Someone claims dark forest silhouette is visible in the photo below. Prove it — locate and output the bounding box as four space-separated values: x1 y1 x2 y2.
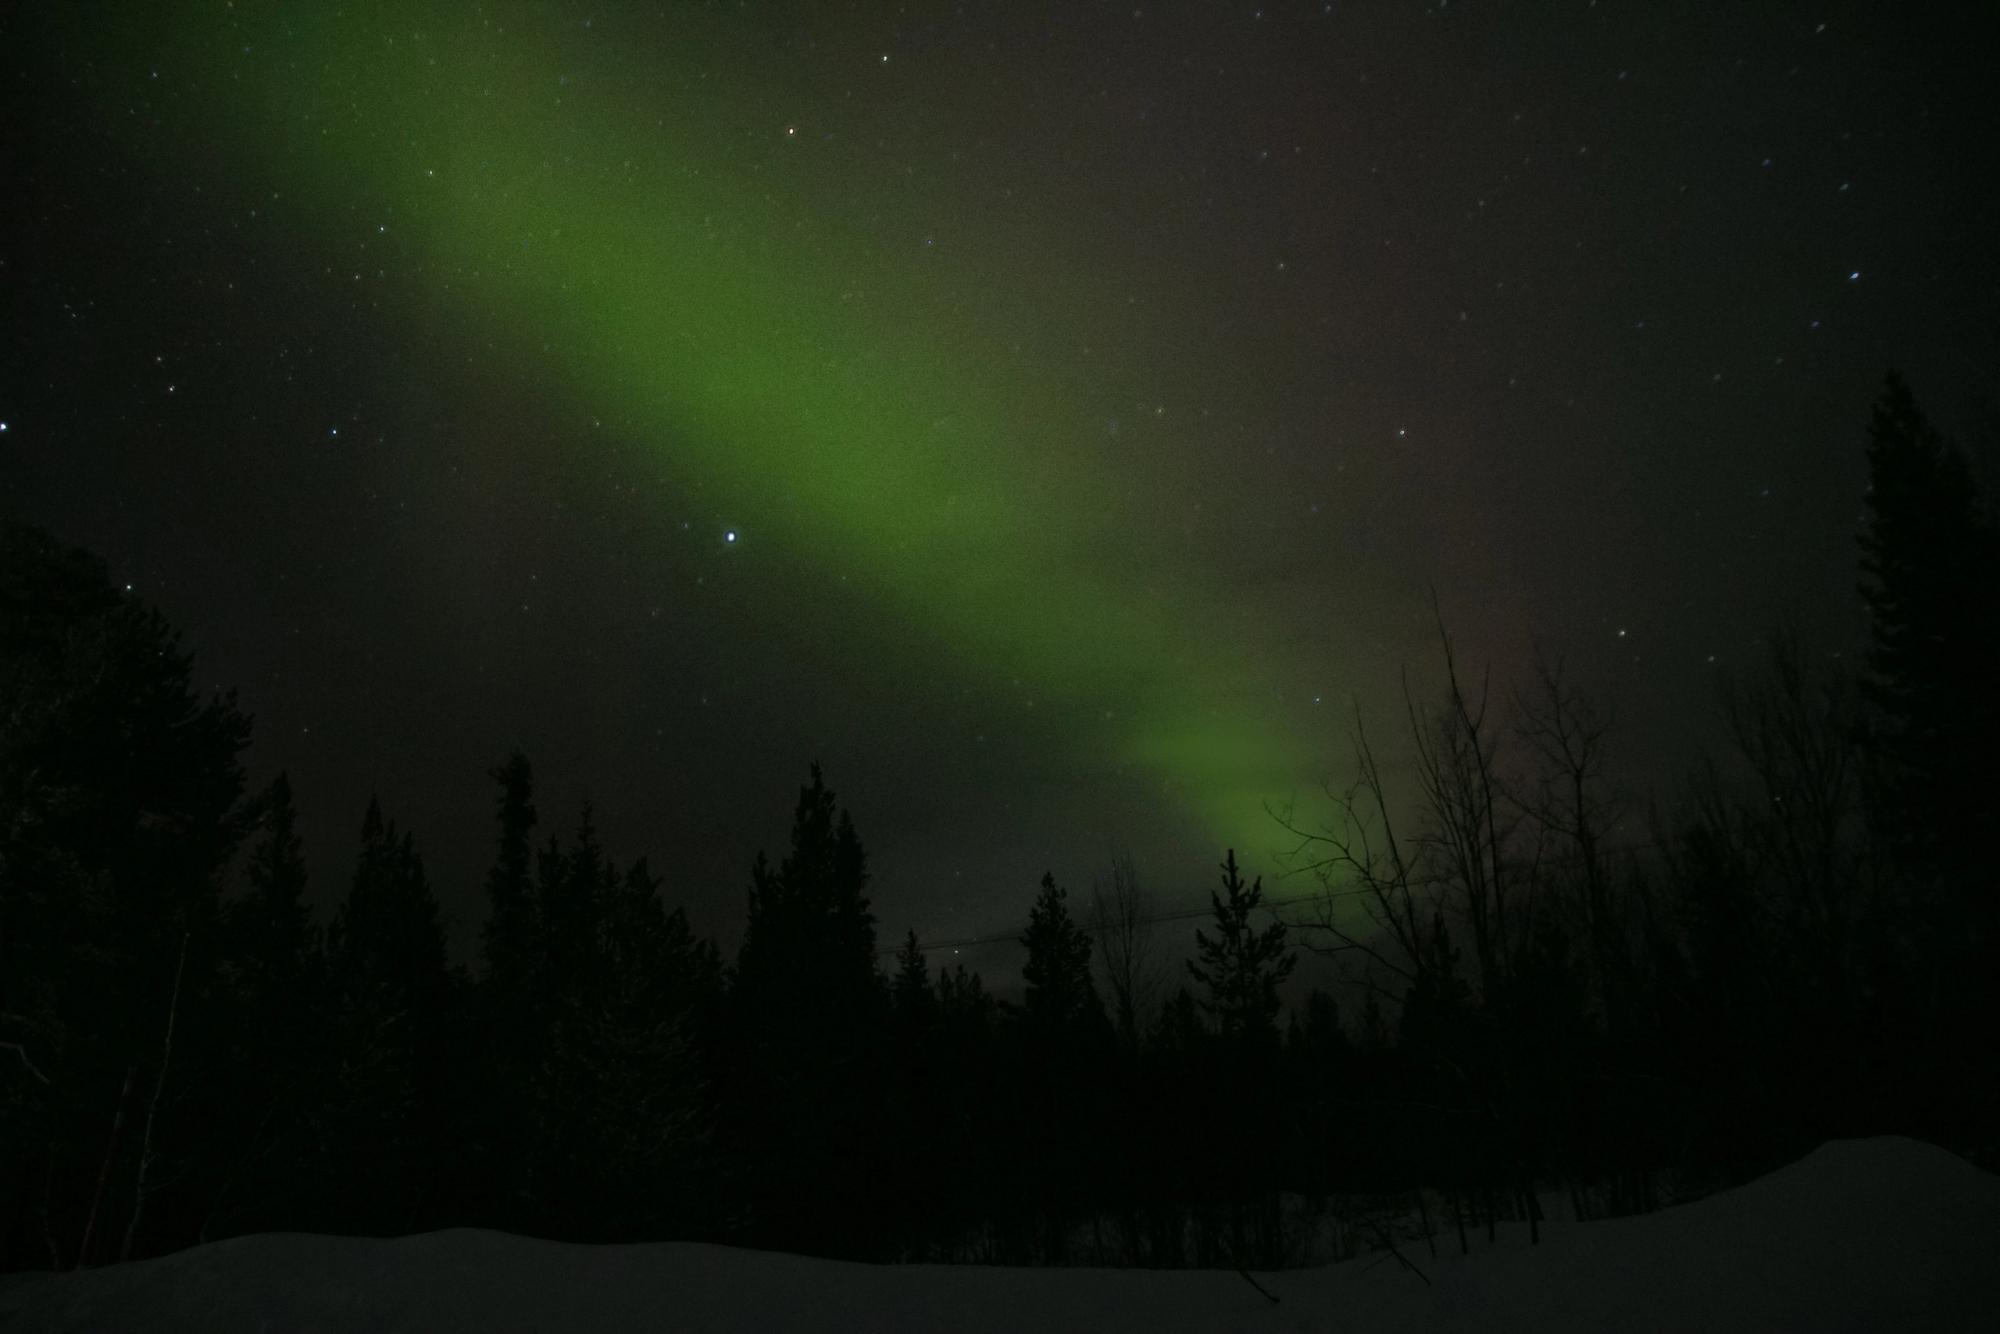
2 375 1994 1270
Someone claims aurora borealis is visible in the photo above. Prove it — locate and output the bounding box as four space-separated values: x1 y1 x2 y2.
5 3 1994 961
196 0 1337 845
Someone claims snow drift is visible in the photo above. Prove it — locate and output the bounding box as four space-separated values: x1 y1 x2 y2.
3 1136 1994 1332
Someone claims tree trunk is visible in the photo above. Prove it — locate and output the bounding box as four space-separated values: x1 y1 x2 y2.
76 1064 137 1269
43 1144 63 1270
121 929 191 1262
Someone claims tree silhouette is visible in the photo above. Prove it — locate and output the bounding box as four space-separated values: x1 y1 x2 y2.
1010 872 1113 1260
1854 370 2000 1139
1019 872 1105 1038
201 772 325 1241
1186 850 1295 1047
1858 372 2000 868
0 524 252 1268
1090 853 1160 1053
725 765 884 1254
477 752 538 999
310 798 451 1234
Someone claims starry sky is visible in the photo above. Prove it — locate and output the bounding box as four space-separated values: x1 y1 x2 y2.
4 2 1994 968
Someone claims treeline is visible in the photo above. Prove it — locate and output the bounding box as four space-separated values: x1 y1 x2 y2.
1 374 1994 1270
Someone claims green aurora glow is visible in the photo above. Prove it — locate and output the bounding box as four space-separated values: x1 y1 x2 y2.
96 2 1360 857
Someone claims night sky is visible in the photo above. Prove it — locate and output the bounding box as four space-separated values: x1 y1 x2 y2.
4 2 1994 967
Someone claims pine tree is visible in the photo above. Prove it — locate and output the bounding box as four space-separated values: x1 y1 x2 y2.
1186 850 1295 1046
1857 372 2000 875
313 798 451 1233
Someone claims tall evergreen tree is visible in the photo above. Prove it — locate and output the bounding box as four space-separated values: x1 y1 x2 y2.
311 798 451 1234
726 765 883 1253
463 753 541 1226
477 752 538 990
892 929 934 1032
1857 371 2000 868
219 772 321 1088
552 856 718 1240
1011 872 1113 1260
735 765 878 1029
203 773 325 1239
1855 370 2000 1134
1019 872 1106 1037
1186 850 1296 1046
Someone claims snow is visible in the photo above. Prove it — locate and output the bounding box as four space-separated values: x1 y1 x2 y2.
4 1136 1995 1332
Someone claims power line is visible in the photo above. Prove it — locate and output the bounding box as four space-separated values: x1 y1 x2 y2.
877 840 1659 958
877 887 1371 957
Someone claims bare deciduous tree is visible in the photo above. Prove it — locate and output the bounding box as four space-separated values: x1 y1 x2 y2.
1513 645 1628 1025
1275 704 1428 991
1276 605 1527 1013
1719 631 1878 1021
1403 607 1517 1000
1089 852 1162 1049
120 927 191 1262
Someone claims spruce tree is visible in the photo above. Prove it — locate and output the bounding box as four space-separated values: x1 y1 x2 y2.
1856 371 2000 1131
559 856 717 1239
466 753 541 1225
477 752 538 992
735 765 879 1028
1013 873 1113 1260
726 765 884 1254
1857 372 2000 874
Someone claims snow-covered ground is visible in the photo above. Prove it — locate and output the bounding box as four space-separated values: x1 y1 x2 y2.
4 1136 1994 1332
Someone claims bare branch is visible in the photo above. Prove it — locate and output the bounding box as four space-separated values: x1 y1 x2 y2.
2 1039 50 1085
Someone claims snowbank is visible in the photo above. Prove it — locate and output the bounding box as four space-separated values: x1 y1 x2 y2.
4 1136 1994 1332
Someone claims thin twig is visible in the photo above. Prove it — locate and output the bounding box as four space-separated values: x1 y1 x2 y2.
1236 1268 1281 1304
1 1040 50 1084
